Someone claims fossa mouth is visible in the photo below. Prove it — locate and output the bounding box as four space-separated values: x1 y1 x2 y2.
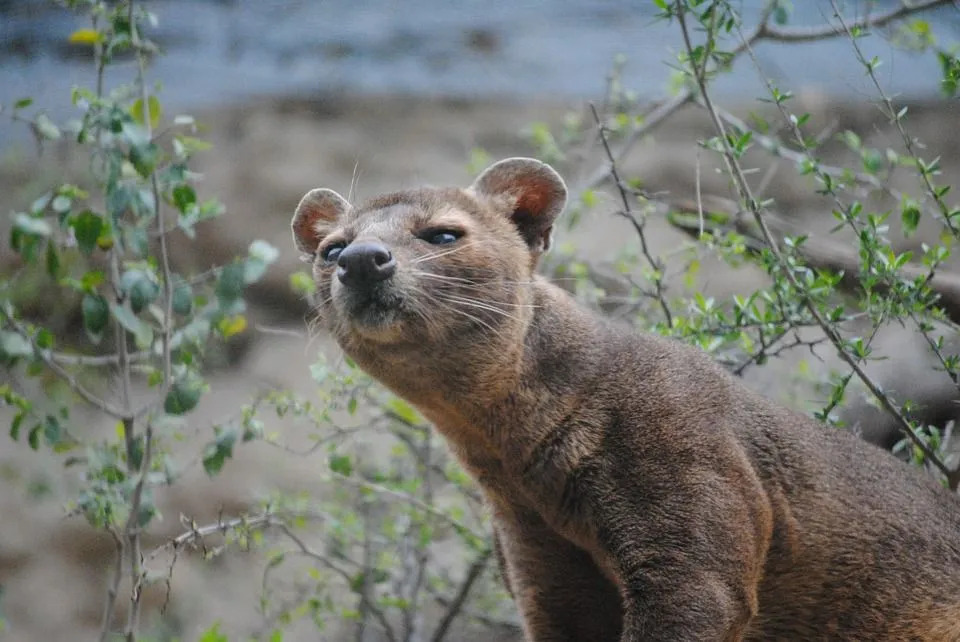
335 284 405 331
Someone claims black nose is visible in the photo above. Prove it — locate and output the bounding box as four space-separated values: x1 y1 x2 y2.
337 241 396 287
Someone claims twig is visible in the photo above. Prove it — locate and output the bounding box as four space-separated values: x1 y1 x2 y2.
759 0 952 43
429 547 493 642
98 527 124 642
590 103 674 326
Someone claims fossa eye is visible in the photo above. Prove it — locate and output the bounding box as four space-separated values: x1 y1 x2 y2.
423 230 462 245
321 242 347 263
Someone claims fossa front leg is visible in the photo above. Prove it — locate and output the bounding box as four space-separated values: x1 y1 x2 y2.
494 504 623 642
596 472 771 641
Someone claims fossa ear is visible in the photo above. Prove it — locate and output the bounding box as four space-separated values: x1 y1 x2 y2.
291 188 351 255
469 157 567 253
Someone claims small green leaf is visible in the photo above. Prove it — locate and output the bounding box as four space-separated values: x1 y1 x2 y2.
197 621 228 642
42 415 61 446
172 281 193 315
202 427 237 476
130 95 162 129
0 332 33 360
217 315 247 338
13 213 52 238
110 301 153 346
216 262 246 308
33 114 61 140
45 242 60 277
329 453 353 477
129 142 159 178
244 240 279 284
386 398 421 425
10 412 25 441
902 203 921 237
27 424 40 450
164 374 205 416
289 271 316 296
35 329 53 350
70 210 104 256
82 294 109 343
121 269 160 314
14 97 33 109
171 184 196 213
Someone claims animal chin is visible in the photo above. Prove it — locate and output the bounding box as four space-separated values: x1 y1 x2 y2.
335 289 405 338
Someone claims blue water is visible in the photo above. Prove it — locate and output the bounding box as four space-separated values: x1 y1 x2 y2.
1 1 958 123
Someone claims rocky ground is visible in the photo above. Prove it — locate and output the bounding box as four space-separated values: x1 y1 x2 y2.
1 92 959 641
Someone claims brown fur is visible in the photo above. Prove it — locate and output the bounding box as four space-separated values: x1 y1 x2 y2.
291 158 960 641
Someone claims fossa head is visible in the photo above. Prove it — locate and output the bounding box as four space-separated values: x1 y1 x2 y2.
291 158 567 358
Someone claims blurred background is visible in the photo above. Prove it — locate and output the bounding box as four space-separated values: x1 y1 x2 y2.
1 1 959 641
3 0 960 118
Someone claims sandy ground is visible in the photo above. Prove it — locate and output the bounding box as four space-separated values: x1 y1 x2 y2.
1 92 959 641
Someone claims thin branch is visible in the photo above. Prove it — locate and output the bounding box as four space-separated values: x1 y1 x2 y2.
48 350 150 367
429 547 493 642
590 103 674 326
758 0 953 43
98 527 124 642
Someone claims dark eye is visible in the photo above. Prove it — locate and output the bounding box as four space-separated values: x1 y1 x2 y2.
423 230 462 245
321 242 346 263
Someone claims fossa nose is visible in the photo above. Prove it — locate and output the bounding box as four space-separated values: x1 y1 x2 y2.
336 240 396 288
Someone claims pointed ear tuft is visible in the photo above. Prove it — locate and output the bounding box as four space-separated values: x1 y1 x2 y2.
469 157 567 253
291 188 351 254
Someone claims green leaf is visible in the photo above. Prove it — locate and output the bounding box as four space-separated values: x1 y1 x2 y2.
13 97 33 109
130 95 162 129
129 142 159 178
42 415 61 446
35 329 53 349
10 412 25 441
172 281 193 315
902 202 921 237
217 315 247 338
164 371 206 415
0 332 33 360
45 242 60 277
244 240 279 284
289 271 316 296
27 424 40 450
216 262 246 308
33 114 61 140
70 210 104 256
386 398 422 425
197 621 228 642
172 184 196 213
329 453 353 477
110 301 153 346
202 427 237 476
13 213 52 238
82 294 109 343
121 269 160 314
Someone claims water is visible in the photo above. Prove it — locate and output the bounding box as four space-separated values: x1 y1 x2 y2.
1 1 958 124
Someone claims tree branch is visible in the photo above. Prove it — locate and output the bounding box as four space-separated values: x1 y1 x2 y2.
674 1 953 482
430 547 493 642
